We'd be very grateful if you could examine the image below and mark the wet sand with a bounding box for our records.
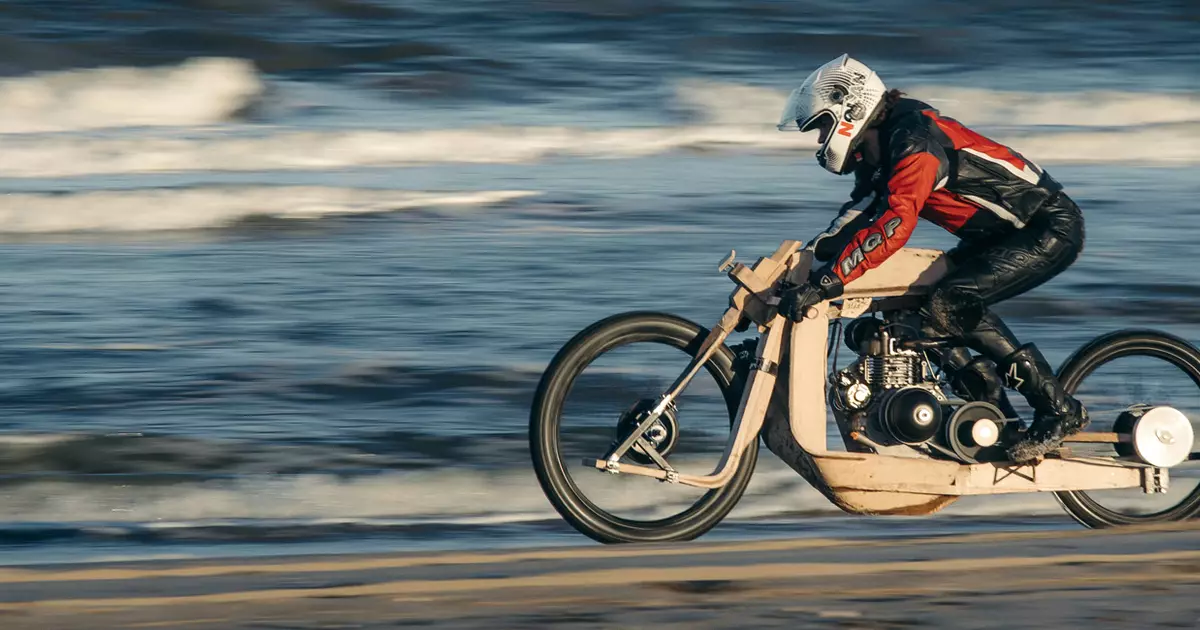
[3,523,1200,629]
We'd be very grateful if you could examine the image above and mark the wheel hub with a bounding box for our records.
[1115,405,1194,468]
[613,399,680,465]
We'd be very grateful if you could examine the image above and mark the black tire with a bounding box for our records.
[1054,330,1200,528]
[530,311,757,544]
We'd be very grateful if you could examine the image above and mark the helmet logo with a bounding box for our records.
[837,121,855,137]
[848,71,867,99]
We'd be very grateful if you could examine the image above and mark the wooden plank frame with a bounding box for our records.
[589,245,1148,511]
[786,247,1144,508]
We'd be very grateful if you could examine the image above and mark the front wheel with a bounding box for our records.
[1054,330,1200,527]
[530,312,757,544]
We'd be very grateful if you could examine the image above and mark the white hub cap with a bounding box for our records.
[970,418,1000,448]
[1132,406,1194,468]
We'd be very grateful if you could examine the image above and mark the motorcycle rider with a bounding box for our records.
[775,54,1087,463]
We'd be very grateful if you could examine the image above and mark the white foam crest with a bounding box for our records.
[918,87,1200,128]
[673,79,790,126]
[0,187,537,232]
[673,79,1200,128]
[6,121,1196,179]
[1002,126,1200,164]
[0,58,264,134]
[0,125,811,178]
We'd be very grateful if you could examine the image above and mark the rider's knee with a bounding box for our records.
[926,285,985,338]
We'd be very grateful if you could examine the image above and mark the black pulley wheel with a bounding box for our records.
[530,311,757,544]
[1053,330,1200,527]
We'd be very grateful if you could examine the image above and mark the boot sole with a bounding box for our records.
[1006,421,1089,464]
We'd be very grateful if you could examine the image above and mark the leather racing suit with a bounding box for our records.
[806,98,1087,451]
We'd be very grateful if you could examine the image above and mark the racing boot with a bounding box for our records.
[949,355,1020,421]
[1002,343,1089,463]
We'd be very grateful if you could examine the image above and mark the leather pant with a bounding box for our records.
[922,194,1085,368]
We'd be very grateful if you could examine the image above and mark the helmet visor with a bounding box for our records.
[799,112,835,138]
[776,86,815,131]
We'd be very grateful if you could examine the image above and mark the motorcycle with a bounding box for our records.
[530,240,1200,543]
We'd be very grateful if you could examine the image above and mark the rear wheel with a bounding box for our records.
[529,312,756,543]
[1054,330,1200,527]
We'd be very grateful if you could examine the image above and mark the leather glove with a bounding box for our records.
[777,267,845,322]
[778,282,824,322]
[777,280,825,321]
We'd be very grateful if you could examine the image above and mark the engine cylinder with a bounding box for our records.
[865,355,921,390]
[881,387,943,445]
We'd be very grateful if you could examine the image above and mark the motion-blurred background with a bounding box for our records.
[0,0,1196,563]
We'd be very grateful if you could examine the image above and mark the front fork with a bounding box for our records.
[593,312,790,488]
[600,314,737,472]
[593,242,804,486]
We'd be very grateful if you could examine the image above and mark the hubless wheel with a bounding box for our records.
[529,312,757,543]
[1053,330,1200,527]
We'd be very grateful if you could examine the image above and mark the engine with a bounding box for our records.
[830,317,944,452]
[829,315,1014,461]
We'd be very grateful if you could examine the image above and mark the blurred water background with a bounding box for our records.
[0,0,1197,564]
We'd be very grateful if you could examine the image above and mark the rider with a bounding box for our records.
[775,54,1087,463]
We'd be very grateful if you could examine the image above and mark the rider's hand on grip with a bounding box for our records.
[778,266,844,321]
[777,282,824,322]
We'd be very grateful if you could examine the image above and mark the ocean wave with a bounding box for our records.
[0,187,537,232]
[0,424,722,477]
[0,125,806,178]
[0,459,1068,530]
[673,79,1200,128]
[0,432,396,476]
[1,122,1196,180]
[0,66,1195,177]
[0,58,264,134]
[0,427,1139,533]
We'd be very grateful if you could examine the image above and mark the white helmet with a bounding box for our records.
[777,54,887,175]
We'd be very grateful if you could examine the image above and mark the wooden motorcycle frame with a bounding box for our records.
[588,240,1163,516]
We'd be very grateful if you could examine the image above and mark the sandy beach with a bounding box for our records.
[3,522,1199,629]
